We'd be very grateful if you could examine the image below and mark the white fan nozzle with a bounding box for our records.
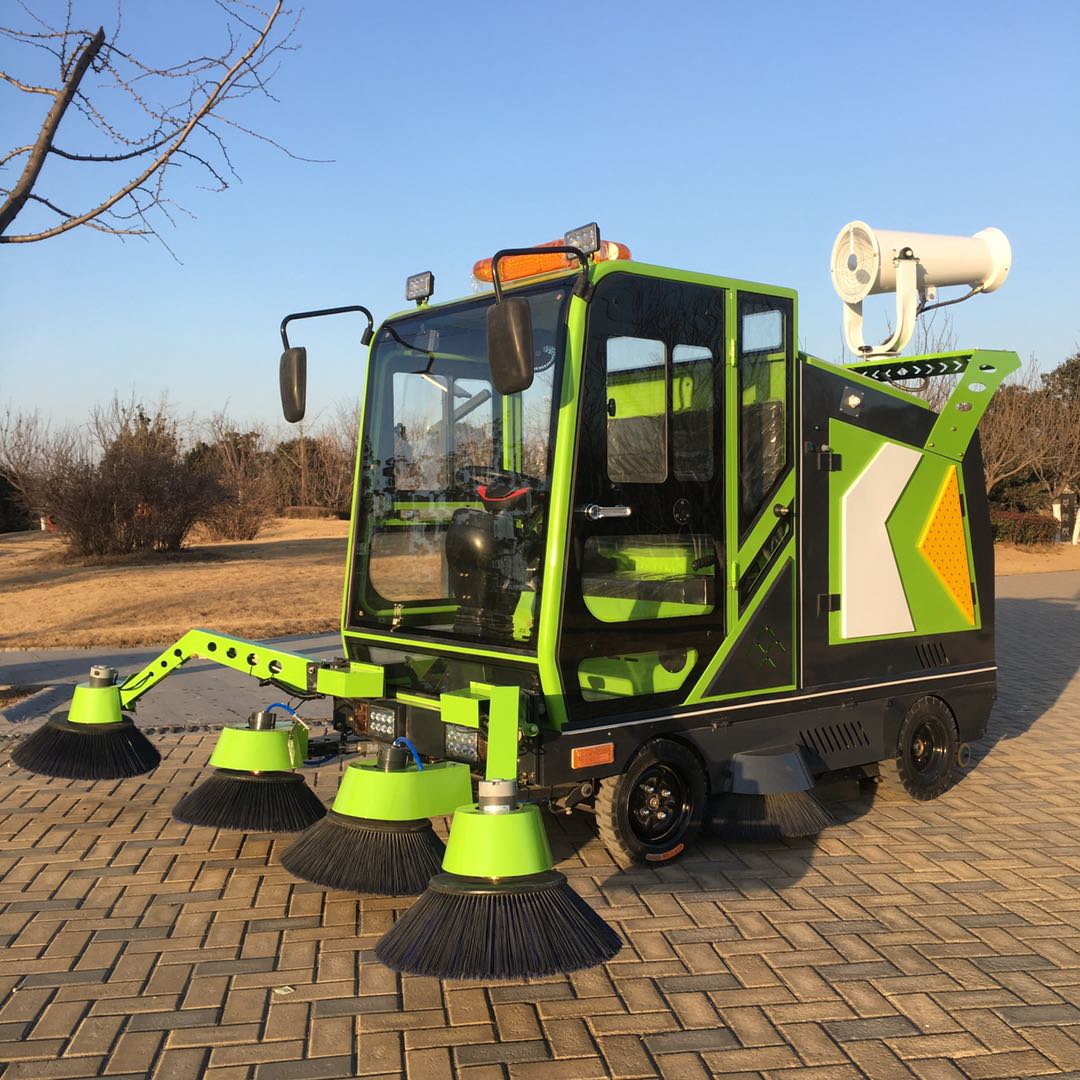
[830,221,1011,355]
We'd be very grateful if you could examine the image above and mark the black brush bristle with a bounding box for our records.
[281,812,444,896]
[173,769,326,833]
[375,870,622,979]
[711,790,834,841]
[10,714,160,780]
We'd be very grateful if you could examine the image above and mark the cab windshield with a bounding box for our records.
[350,280,572,650]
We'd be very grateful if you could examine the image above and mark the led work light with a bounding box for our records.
[406,271,435,304]
[563,222,600,255]
[367,700,406,741]
[444,723,479,764]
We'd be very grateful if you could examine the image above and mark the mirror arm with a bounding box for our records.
[490,246,591,304]
[280,305,376,350]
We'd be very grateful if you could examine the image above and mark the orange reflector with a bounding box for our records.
[473,238,631,285]
[570,742,615,770]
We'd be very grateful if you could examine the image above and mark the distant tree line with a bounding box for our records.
[0,397,359,555]
[0,350,1077,556]
[977,350,1080,543]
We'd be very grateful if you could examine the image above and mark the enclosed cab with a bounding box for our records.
[318,226,1015,864]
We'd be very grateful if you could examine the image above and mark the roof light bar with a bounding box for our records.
[472,226,631,287]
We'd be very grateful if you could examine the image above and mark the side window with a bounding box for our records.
[738,295,791,534]
[606,336,667,484]
[672,344,714,482]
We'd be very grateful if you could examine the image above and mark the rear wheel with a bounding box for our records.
[595,738,707,866]
[881,697,958,801]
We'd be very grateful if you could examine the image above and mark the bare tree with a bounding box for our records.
[978,357,1043,495]
[1032,364,1080,506]
[193,413,279,540]
[0,2,300,249]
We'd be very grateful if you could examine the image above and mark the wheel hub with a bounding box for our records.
[909,722,944,775]
[629,767,688,843]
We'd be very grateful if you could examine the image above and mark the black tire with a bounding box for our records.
[595,738,707,866]
[881,697,958,801]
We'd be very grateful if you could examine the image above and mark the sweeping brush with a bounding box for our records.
[281,812,445,896]
[711,789,834,842]
[375,869,622,979]
[173,768,326,833]
[11,711,160,781]
[375,780,622,980]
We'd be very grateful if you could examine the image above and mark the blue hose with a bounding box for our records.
[302,752,339,768]
[266,702,298,716]
[393,736,425,771]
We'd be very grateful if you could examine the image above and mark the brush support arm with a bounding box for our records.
[116,629,384,710]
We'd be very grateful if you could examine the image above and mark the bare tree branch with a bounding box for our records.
[24,193,150,236]
[0,70,56,94]
[0,2,302,247]
[0,26,105,236]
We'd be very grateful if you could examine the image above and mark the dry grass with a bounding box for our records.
[0,519,1077,651]
[0,518,351,649]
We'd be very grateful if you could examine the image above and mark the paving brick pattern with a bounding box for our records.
[0,571,1078,1079]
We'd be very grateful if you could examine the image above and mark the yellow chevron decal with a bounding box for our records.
[918,466,975,624]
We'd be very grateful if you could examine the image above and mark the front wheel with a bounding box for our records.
[881,697,958,801]
[595,738,707,866]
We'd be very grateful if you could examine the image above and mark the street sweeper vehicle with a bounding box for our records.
[13,220,1017,979]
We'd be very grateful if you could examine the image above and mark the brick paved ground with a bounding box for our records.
[0,571,1078,1080]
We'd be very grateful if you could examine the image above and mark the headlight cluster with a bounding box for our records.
[444,723,479,763]
[367,702,404,741]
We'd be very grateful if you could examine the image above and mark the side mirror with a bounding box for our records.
[486,297,534,395]
[280,347,307,423]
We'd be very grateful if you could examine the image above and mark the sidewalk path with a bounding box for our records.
[0,632,341,728]
[0,573,1077,1078]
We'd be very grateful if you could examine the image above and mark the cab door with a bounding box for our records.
[557,273,727,720]
[687,288,798,703]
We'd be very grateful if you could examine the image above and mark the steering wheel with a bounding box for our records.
[457,466,540,510]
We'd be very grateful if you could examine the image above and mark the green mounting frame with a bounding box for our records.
[439,682,522,781]
[848,349,1021,460]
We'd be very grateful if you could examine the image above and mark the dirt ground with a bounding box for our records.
[1,520,1078,651]
[0,518,351,650]
[993,540,1080,575]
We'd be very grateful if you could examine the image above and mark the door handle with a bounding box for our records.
[577,504,632,521]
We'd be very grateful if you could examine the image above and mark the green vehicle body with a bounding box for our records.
[117,251,1018,859]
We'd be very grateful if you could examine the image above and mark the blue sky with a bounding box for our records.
[2,1,1078,429]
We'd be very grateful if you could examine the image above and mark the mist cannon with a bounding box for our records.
[831,221,1011,356]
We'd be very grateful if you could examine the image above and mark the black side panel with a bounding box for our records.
[706,562,794,697]
[799,363,995,688]
[537,673,996,790]
[963,431,996,645]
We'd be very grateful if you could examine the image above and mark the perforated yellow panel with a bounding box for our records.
[918,466,975,624]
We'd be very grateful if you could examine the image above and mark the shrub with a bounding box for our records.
[989,509,1060,546]
[2,399,219,557]
[188,417,278,541]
